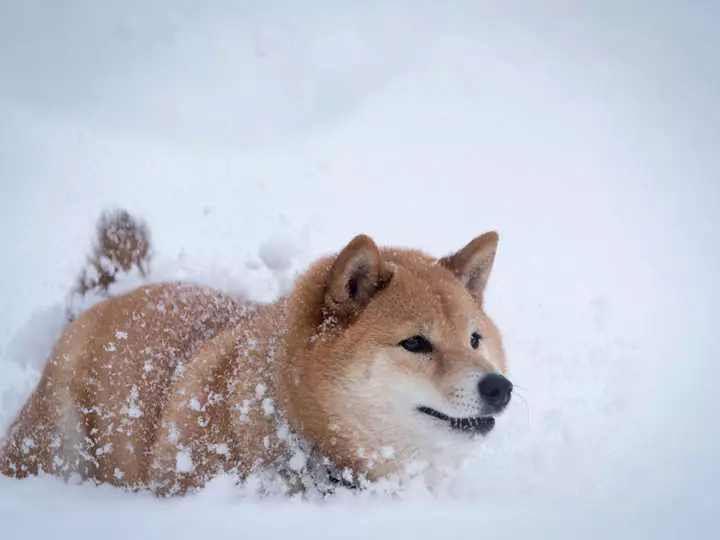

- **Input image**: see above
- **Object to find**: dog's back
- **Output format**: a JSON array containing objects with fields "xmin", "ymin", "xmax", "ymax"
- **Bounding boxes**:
[{"xmin": 1, "ymin": 282, "xmax": 244, "ymax": 486}]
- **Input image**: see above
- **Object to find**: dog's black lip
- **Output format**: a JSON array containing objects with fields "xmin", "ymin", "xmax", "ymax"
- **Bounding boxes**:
[{"xmin": 417, "ymin": 406, "xmax": 496, "ymax": 435}]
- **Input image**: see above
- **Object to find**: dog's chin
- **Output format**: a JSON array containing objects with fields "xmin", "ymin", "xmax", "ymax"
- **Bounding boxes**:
[{"xmin": 416, "ymin": 406, "xmax": 495, "ymax": 436}]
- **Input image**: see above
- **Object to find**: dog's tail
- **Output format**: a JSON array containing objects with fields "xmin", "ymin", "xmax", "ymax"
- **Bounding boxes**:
[{"xmin": 67, "ymin": 209, "xmax": 152, "ymax": 319}]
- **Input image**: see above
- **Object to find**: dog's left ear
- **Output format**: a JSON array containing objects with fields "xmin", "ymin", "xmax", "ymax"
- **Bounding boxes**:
[{"xmin": 439, "ymin": 231, "xmax": 499, "ymax": 303}]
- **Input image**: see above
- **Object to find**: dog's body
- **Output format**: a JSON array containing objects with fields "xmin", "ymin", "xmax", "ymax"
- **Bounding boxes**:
[{"xmin": 1, "ymin": 214, "xmax": 512, "ymax": 495}]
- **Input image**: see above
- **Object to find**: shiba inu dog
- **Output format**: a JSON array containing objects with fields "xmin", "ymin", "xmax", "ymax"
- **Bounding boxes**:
[{"xmin": 1, "ymin": 211, "xmax": 512, "ymax": 495}]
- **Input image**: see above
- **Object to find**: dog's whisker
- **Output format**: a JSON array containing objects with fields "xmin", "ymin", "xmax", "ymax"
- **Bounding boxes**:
[{"xmin": 513, "ymin": 390, "xmax": 531, "ymax": 427}]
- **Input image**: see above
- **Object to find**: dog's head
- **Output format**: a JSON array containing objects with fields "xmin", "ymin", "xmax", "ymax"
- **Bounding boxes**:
[{"xmin": 280, "ymin": 233, "xmax": 510, "ymax": 480}]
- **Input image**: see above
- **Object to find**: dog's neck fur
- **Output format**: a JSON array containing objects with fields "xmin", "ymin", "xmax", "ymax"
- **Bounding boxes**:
[{"xmin": 218, "ymin": 298, "xmax": 361, "ymax": 496}]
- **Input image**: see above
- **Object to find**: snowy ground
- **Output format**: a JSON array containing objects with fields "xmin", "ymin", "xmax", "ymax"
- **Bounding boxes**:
[{"xmin": 1, "ymin": 1, "xmax": 719, "ymax": 538}]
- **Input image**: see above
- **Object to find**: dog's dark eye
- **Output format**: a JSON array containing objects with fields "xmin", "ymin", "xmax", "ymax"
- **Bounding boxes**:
[
  {"xmin": 399, "ymin": 335, "xmax": 433, "ymax": 354},
  {"xmin": 470, "ymin": 332, "xmax": 482, "ymax": 349}
]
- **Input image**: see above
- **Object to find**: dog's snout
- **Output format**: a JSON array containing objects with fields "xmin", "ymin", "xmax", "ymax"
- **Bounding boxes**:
[{"xmin": 478, "ymin": 373, "xmax": 513, "ymax": 410}]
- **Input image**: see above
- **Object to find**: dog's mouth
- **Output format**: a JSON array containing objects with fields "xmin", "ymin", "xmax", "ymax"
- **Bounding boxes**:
[{"xmin": 417, "ymin": 406, "xmax": 495, "ymax": 435}]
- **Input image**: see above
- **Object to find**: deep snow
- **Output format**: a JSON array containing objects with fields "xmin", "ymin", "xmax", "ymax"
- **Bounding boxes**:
[{"xmin": 1, "ymin": 1, "xmax": 719, "ymax": 538}]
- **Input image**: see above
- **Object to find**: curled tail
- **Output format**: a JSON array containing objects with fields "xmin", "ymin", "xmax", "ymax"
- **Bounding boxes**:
[{"xmin": 67, "ymin": 209, "xmax": 152, "ymax": 319}]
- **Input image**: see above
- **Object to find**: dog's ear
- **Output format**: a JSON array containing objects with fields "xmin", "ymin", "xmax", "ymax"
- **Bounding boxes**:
[
  {"xmin": 439, "ymin": 231, "xmax": 499, "ymax": 304},
  {"xmin": 324, "ymin": 234, "xmax": 391, "ymax": 321}
]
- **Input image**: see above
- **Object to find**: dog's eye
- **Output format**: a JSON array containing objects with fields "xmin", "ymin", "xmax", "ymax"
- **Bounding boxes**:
[
  {"xmin": 470, "ymin": 332, "xmax": 482, "ymax": 349},
  {"xmin": 399, "ymin": 335, "xmax": 433, "ymax": 354}
]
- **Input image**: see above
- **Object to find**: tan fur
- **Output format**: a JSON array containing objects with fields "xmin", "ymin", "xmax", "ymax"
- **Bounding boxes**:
[{"xmin": 1, "ymin": 229, "xmax": 508, "ymax": 495}]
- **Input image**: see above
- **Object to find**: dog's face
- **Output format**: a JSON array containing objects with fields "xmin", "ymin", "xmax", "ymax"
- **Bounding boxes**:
[{"xmin": 281, "ymin": 233, "xmax": 510, "ymax": 480}]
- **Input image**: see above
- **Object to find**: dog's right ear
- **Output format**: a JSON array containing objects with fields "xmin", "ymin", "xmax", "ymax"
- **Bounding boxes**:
[{"xmin": 324, "ymin": 235, "xmax": 391, "ymax": 321}]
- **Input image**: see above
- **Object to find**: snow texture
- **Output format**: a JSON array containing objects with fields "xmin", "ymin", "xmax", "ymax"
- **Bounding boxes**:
[{"xmin": 1, "ymin": 0, "xmax": 719, "ymax": 538}]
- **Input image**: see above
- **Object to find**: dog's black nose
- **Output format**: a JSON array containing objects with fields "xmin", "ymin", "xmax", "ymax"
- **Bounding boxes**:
[{"xmin": 478, "ymin": 373, "xmax": 513, "ymax": 410}]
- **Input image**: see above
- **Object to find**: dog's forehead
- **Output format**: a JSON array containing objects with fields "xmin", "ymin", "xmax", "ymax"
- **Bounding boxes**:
[{"xmin": 382, "ymin": 258, "xmax": 478, "ymax": 323}]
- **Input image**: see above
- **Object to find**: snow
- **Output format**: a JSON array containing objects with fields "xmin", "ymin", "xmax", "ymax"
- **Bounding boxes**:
[
  {"xmin": 262, "ymin": 398, "xmax": 276, "ymax": 416},
  {"xmin": 175, "ymin": 450, "xmax": 194, "ymax": 474},
  {"xmin": 289, "ymin": 450, "xmax": 308, "ymax": 473},
  {"xmin": 1, "ymin": 0, "xmax": 719, "ymax": 538}
]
